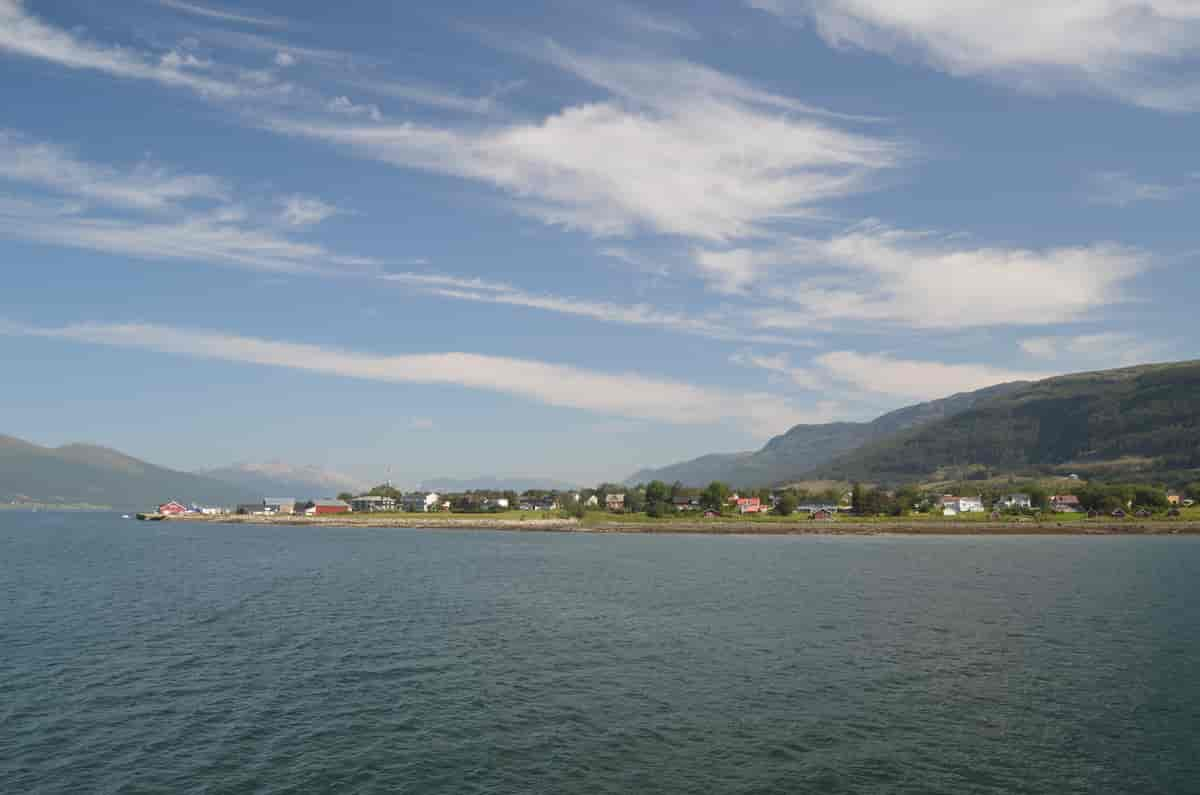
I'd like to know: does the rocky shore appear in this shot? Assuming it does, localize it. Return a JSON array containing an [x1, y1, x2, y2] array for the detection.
[[168, 513, 1200, 535]]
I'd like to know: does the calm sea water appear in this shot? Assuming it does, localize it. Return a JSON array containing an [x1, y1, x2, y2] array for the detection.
[[2, 513, 1198, 794]]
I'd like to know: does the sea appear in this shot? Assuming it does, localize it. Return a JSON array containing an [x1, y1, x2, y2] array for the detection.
[[2, 513, 1198, 794]]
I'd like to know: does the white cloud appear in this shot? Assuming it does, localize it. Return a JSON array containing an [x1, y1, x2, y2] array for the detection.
[[708, 222, 1150, 329], [0, 131, 376, 275], [1085, 171, 1181, 206], [814, 351, 1048, 401], [327, 95, 383, 122], [157, 0, 288, 29], [279, 195, 339, 226], [270, 92, 900, 241], [382, 271, 812, 346], [4, 320, 816, 432], [265, 40, 901, 241], [274, 51, 297, 67], [0, 204, 373, 274], [750, 0, 1200, 111], [0, 130, 228, 211], [0, 0, 246, 98], [1019, 333, 1165, 367], [616, 5, 702, 39], [349, 77, 518, 116]]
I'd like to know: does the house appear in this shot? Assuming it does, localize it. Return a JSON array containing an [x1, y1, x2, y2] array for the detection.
[[940, 496, 984, 516], [584, 495, 599, 507], [307, 499, 350, 515], [401, 492, 440, 512], [158, 500, 187, 515], [1049, 495, 1082, 513], [1167, 493, 1182, 506], [480, 497, 509, 511], [264, 497, 296, 515], [995, 494, 1033, 510], [606, 493, 626, 512], [811, 509, 835, 521], [350, 495, 396, 513], [672, 496, 700, 511], [735, 497, 762, 514]]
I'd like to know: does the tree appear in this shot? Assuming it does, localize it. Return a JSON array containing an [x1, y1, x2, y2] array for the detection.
[[645, 480, 670, 505], [625, 490, 646, 513], [337, 492, 354, 502], [701, 481, 731, 511], [646, 500, 667, 518], [851, 482, 865, 515], [670, 481, 686, 500], [776, 493, 798, 517]]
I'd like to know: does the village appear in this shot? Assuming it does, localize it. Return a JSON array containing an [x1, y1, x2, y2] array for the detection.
[[147, 481, 1198, 522]]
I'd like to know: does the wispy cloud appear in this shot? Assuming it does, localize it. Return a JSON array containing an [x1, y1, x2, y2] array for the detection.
[[703, 221, 1149, 329], [616, 4, 702, 40], [349, 77, 521, 116], [4, 319, 816, 431], [267, 43, 903, 241], [279, 195, 340, 227], [1019, 333, 1166, 367], [1085, 171, 1185, 207], [0, 129, 228, 211], [750, 0, 1200, 111], [813, 351, 1048, 401], [0, 130, 373, 275], [327, 95, 383, 122], [382, 271, 813, 346], [157, 0, 288, 29], [0, 0, 247, 98]]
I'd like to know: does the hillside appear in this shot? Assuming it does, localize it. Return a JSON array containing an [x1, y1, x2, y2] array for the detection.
[[200, 462, 365, 500], [0, 434, 257, 510], [631, 382, 1027, 487], [815, 361, 1200, 485]]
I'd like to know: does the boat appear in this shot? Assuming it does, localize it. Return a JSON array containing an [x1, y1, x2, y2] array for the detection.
[[136, 512, 166, 521], [121, 514, 131, 519]]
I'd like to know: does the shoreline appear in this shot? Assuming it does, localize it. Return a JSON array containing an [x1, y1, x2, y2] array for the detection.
[[167, 513, 1200, 536]]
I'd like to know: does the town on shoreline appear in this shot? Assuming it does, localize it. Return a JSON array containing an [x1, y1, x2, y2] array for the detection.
[[145, 478, 1200, 535]]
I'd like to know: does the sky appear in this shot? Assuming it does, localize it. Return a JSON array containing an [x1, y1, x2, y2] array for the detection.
[[1, 0, 1198, 486]]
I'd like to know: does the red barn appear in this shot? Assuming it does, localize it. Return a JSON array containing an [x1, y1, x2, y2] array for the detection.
[[158, 501, 187, 515], [308, 499, 350, 515]]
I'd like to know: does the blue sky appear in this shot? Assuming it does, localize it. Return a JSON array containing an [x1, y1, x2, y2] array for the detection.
[[1, 0, 1198, 486]]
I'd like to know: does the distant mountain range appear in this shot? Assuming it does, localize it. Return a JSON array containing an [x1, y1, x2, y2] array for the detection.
[[0, 435, 257, 510], [632, 360, 1200, 487], [417, 476, 581, 493], [199, 462, 366, 500]]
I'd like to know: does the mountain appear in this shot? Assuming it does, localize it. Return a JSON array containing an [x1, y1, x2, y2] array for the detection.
[[814, 361, 1200, 485], [631, 382, 1028, 487], [0, 435, 257, 509], [200, 462, 366, 500], [418, 476, 581, 493]]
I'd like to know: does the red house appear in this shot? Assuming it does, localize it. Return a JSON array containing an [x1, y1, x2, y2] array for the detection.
[[735, 497, 762, 515], [307, 499, 350, 515], [158, 501, 187, 515]]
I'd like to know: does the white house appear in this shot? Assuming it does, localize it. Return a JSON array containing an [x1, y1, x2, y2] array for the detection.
[[401, 492, 440, 512], [996, 494, 1033, 510], [351, 495, 396, 512], [584, 495, 599, 507], [941, 495, 985, 516]]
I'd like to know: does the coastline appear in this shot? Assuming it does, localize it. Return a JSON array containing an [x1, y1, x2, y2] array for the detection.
[[167, 513, 1200, 536]]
